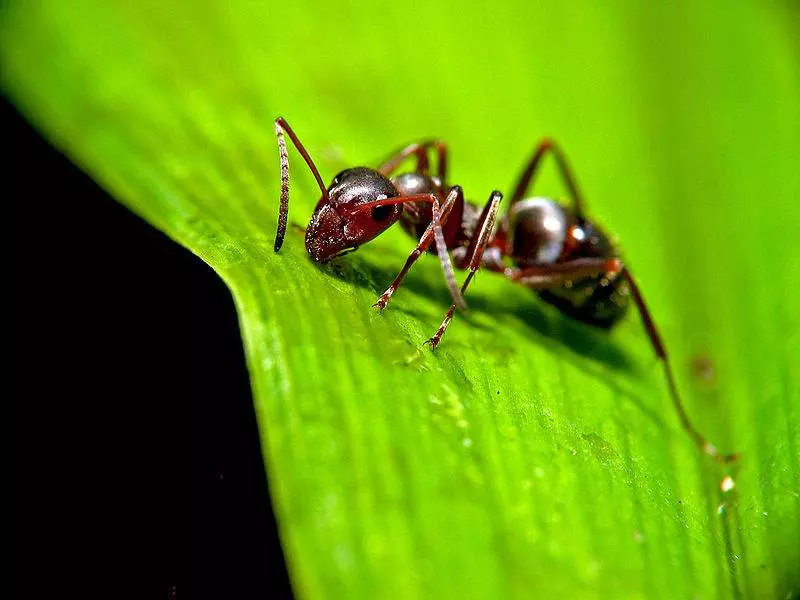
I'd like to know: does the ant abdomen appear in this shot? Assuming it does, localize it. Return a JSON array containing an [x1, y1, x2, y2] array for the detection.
[[506, 197, 630, 327], [506, 197, 573, 265], [537, 268, 630, 329]]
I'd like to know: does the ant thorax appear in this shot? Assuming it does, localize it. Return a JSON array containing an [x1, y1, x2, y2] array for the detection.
[[392, 171, 482, 255], [391, 172, 447, 241], [391, 172, 443, 197]]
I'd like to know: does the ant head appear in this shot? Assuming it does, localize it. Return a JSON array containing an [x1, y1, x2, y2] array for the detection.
[[305, 167, 402, 261]]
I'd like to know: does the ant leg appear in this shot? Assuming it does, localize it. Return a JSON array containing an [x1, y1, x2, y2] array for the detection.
[[426, 256, 617, 341], [351, 192, 464, 310], [622, 269, 738, 464], [500, 259, 738, 464], [425, 190, 504, 348], [502, 258, 622, 286], [379, 140, 448, 182], [427, 256, 619, 349], [274, 117, 329, 252], [510, 138, 587, 219], [373, 186, 464, 312]]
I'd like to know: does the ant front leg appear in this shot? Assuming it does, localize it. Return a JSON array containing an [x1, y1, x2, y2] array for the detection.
[[425, 190, 504, 349], [379, 140, 448, 182], [510, 138, 587, 219], [622, 269, 739, 464], [373, 186, 464, 312]]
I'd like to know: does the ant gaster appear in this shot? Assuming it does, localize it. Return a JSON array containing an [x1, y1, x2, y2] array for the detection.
[[272, 117, 737, 464]]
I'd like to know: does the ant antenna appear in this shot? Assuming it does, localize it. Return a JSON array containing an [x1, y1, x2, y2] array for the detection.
[[274, 117, 329, 252]]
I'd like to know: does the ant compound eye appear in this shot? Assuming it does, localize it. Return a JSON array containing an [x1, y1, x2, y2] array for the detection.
[[369, 194, 393, 221], [371, 204, 393, 221]]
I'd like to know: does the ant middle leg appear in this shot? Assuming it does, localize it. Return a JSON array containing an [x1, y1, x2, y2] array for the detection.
[[509, 138, 587, 219], [379, 140, 448, 182], [503, 258, 623, 286], [425, 256, 622, 348], [425, 190, 504, 348]]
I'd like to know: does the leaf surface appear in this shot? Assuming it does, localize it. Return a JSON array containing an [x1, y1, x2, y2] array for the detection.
[[3, 2, 799, 598]]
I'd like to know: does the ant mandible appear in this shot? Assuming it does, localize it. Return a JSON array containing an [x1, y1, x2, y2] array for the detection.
[[272, 117, 737, 465]]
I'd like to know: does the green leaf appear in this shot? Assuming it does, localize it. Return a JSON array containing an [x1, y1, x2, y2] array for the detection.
[[4, 1, 798, 598]]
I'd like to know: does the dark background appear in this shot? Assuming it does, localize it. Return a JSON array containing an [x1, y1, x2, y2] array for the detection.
[[11, 95, 293, 599]]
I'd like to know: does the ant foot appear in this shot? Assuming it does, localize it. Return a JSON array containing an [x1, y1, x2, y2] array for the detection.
[[423, 336, 441, 350], [372, 294, 390, 312], [703, 441, 741, 465], [721, 452, 741, 464]]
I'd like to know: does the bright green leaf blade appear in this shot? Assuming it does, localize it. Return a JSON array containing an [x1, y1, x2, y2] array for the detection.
[[4, 1, 799, 598]]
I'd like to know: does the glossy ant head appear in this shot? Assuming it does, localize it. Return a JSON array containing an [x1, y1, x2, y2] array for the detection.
[[305, 168, 402, 262]]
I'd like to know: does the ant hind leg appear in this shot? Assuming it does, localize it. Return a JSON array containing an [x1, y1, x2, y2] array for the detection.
[[621, 269, 739, 464], [509, 138, 587, 219]]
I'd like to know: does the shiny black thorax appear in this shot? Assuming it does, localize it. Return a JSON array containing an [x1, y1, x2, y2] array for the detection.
[[391, 172, 482, 262]]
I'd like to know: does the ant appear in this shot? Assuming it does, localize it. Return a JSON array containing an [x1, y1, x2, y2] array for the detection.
[[272, 117, 738, 465]]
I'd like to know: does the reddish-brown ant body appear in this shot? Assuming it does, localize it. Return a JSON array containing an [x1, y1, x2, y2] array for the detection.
[[272, 117, 737, 464]]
